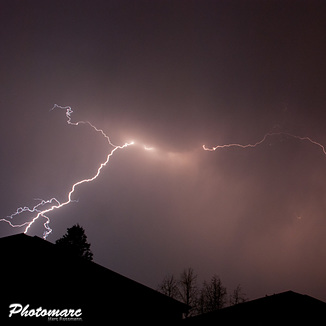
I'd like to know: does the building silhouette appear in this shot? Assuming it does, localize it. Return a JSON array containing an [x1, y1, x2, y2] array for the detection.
[[183, 290, 326, 324], [0, 233, 188, 324], [1, 233, 325, 324]]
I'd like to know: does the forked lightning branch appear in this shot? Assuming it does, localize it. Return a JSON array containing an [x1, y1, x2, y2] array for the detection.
[[1, 104, 326, 239], [0, 105, 134, 239]]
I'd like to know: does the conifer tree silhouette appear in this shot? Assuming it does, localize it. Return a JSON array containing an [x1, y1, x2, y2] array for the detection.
[[56, 224, 93, 261]]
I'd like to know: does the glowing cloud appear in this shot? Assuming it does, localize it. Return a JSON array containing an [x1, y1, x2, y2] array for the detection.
[[0, 105, 134, 239]]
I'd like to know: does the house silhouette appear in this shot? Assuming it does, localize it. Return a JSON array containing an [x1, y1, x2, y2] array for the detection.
[[0, 233, 188, 324], [183, 290, 326, 324]]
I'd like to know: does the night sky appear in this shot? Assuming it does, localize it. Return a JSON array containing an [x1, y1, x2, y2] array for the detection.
[[1, 0, 326, 302]]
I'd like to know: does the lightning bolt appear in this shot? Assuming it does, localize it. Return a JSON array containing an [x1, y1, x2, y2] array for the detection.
[[203, 132, 326, 155], [0, 105, 134, 239]]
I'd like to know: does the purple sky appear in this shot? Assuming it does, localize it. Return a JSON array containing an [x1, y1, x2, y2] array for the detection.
[[1, 0, 326, 301]]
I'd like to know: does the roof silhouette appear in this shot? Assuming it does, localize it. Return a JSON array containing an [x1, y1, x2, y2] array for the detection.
[[0, 233, 188, 324], [184, 290, 326, 324]]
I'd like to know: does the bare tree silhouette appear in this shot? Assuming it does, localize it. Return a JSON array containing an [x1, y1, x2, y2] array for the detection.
[[178, 268, 198, 317], [158, 268, 248, 317], [199, 275, 227, 313], [229, 284, 248, 306], [157, 274, 179, 299]]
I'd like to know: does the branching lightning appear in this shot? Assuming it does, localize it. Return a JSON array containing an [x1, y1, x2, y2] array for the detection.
[[0, 105, 134, 239], [203, 132, 326, 155], [3, 107, 325, 240]]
